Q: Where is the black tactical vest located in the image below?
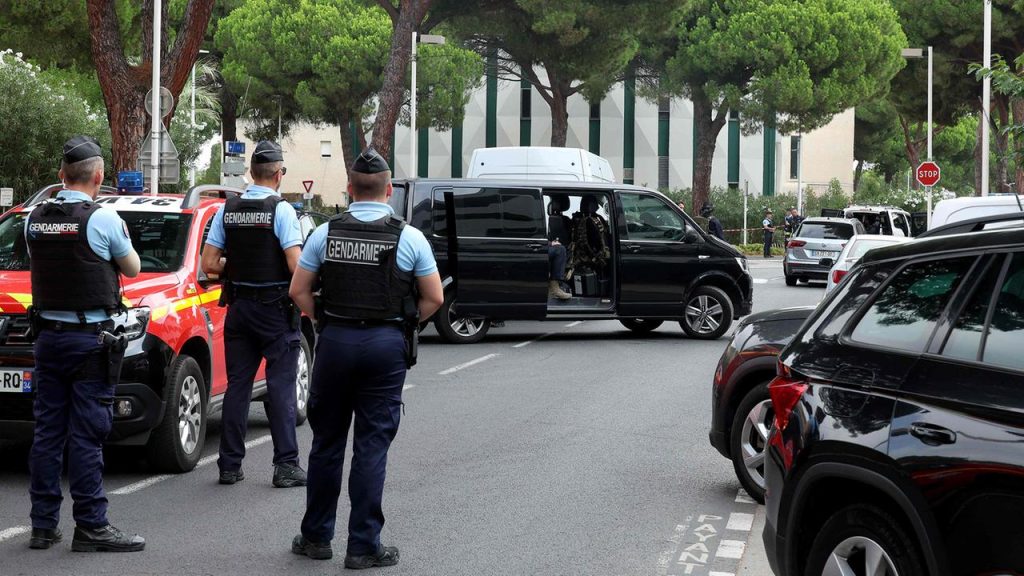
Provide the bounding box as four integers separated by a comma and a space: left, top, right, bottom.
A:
320, 213, 414, 320
27, 200, 121, 313
223, 195, 290, 283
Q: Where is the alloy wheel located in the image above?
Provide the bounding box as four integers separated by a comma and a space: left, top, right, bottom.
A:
739, 399, 773, 490
178, 375, 202, 455
685, 294, 724, 335
821, 536, 900, 576
449, 305, 486, 338
296, 345, 310, 413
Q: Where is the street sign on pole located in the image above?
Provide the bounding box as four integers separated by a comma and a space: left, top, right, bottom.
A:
138, 131, 181, 185
144, 87, 175, 119
916, 162, 941, 188
0, 188, 13, 207
302, 180, 314, 200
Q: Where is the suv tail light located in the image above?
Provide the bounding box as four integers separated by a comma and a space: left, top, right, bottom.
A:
787, 240, 806, 248
767, 362, 808, 430
832, 269, 847, 284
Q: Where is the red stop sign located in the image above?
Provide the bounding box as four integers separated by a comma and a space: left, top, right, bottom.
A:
916, 161, 941, 187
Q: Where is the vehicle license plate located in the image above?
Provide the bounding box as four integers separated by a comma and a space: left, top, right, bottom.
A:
0, 369, 33, 393
810, 250, 838, 258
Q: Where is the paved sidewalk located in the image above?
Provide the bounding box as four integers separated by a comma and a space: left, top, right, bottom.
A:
738, 506, 773, 575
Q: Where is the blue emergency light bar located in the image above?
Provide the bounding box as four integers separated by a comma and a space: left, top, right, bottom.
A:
117, 171, 145, 195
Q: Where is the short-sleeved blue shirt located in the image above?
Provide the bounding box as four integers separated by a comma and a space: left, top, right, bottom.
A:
25, 190, 134, 323
299, 202, 437, 278
205, 184, 303, 286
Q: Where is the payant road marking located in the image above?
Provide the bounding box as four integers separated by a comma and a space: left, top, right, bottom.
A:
439, 354, 500, 375
111, 434, 273, 495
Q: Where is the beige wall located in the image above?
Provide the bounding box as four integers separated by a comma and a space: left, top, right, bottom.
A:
235, 123, 350, 208
777, 109, 855, 195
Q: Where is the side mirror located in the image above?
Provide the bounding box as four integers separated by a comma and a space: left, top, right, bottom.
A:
684, 229, 701, 244
819, 257, 834, 268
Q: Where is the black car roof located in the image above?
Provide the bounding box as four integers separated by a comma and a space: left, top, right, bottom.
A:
860, 226, 1024, 265
394, 178, 655, 193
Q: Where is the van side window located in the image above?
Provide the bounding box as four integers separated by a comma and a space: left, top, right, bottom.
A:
620, 193, 687, 241
433, 187, 544, 239
892, 212, 910, 236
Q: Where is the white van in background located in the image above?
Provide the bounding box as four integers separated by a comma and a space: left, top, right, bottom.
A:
930, 194, 1024, 229
467, 147, 616, 183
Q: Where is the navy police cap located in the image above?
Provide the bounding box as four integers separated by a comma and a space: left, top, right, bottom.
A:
63, 135, 102, 164
251, 140, 284, 164
352, 148, 390, 174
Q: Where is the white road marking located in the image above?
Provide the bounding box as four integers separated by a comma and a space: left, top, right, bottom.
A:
726, 512, 754, 532
735, 489, 757, 504
752, 278, 768, 284
513, 333, 553, 348
113, 434, 274, 495
565, 321, 583, 327
715, 539, 746, 559
710, 572, 736, 576
403, 384, 416, 391
439, 354, 500, 375
0, 526, 31, 543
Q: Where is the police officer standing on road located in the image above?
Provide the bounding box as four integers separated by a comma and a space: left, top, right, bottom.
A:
288, 149, 443, 569
25, 136, 145, 552
200, 141, 307, 488
762, 209, 775, 258
701, 203, 725, 241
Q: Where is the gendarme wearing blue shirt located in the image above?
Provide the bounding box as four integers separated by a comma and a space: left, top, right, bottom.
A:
205, 184, 303, 286
25, 190, 133, 323
299, 202, 437, 278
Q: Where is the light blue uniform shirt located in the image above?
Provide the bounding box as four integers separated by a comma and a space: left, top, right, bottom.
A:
299, 202, 437, 277
205, 184, 303, 286
25, 190, 134, 323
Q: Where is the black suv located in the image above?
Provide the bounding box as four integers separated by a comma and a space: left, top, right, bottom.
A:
764, 224, 1024, 576
389, 179, 753, 343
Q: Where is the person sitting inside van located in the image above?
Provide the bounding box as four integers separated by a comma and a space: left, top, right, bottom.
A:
569, 195, 611, 286
547, 195, 572, 300
865, 215, 881, 235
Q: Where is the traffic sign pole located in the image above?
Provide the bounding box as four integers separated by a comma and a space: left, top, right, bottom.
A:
149, 0, 161, 196
927, 46, 933, 229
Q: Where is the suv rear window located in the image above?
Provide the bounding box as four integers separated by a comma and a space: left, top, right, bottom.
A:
795, 221, 855, 240
850, 256, 975, 353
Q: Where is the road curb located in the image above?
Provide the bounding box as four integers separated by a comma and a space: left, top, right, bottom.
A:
737, 505, 772, 575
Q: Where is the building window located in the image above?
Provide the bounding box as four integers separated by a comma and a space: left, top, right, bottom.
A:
520, 82, 531, 119
789, 136, 801, 180
320, 140, 332, 158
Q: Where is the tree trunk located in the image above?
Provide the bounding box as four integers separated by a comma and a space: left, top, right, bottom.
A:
549, 83, 569, 147
86, 0, 214, 172
339, 113, 356, 171
897, 113, 921, 190
854, 159, 864, 192
220, 87, 238, 148
690, 88, 728, 212
994, 96, 1011, 193
371, 0, 433, 161
1013, 98, 1024, 194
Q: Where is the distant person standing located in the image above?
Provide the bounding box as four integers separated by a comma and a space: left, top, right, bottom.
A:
677, 200, 686, 213
200, 140, 307, 489
762, 209, 775, 258
701, 204, 725, 241
26, 136, 145, 552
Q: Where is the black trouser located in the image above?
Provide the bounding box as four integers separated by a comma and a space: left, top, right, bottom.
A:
763, 231, 773, 258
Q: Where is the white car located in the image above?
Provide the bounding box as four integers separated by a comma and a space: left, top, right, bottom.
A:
930, 194, 1024, 229
823, 234, 909, 294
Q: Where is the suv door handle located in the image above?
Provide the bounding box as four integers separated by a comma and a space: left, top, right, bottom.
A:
625, 245, 641, 253
910, 422, 957, 446
526, 243, 546, 252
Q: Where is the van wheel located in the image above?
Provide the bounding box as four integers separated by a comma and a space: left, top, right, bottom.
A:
785, 274, 797, 286
147, 356, 206, 473
620, 319, 663, 333
730, 382, 772, 504
680, 285, 733, 340
804, 504, 924, 576
294, 333, 311, 426
434, 294, 489, 344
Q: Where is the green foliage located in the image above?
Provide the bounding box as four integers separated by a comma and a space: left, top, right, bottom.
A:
196, 143, 222, 186
402, 41, 484, 130
659, 0, 906, 133
0, 50, 110, 200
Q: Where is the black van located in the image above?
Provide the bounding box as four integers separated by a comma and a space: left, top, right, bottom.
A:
389, 179, 753, 343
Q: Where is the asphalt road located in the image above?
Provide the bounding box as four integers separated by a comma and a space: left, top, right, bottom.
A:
0, 259, 825, 576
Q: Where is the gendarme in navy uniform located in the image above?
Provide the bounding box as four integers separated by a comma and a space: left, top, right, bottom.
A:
25, 136, 146, 552
762, 209, 776, 259
287, 149, 443, 569
200, 140, 307, 488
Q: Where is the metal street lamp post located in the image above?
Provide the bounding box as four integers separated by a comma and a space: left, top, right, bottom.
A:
982, 0, 992, 196
902, 47, 934, 226
410, 32, 445, 178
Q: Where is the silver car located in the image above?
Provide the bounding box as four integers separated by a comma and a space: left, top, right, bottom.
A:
783, 217, 864, 286
823, 234, 908, 294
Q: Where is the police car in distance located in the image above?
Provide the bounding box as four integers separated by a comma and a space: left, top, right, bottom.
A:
0, 184, 318, 473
